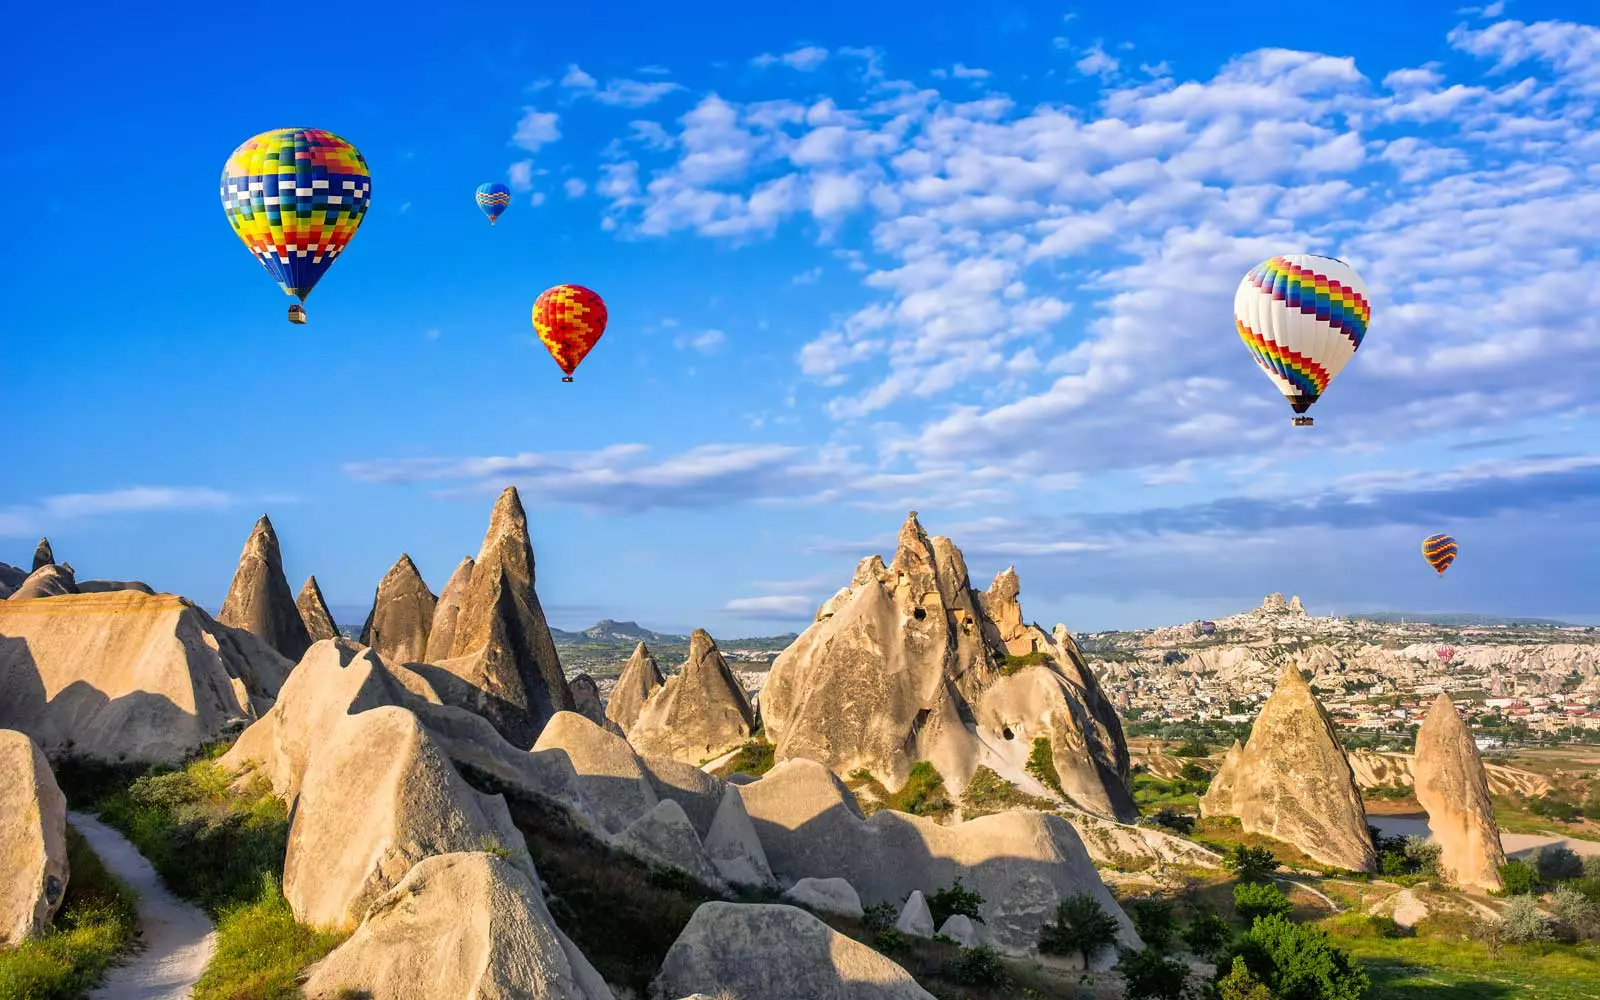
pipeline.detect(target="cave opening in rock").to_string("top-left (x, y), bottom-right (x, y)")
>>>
top-left (913, 607), bottom-right (927, 621)
top-left (1002, 726), bottom-right (1015, 740)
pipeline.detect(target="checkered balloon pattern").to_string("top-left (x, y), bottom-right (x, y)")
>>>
top-left (476, 182), bottom-right (511, 223)
top-left (220, 128), bottom-right (371, 301)
top-left (533, 284), bottom-right (608, 377)
top-left (1233, 254), bottom-right (1370, 414)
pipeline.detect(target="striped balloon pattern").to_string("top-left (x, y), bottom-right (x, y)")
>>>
top-left (533, 284), bottom-right (608, 380)
top-left (220, 128), bottom-right (370, 302)
top-left (476, 182), bottom-right (511, 224)
top-left (1422, 533), bottom-right (1458, 576)
top-left (1234, 254), bottom-right (1370, 417)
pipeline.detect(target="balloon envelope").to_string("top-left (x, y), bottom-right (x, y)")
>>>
top-left (1422, 533), bottom-right (1458, 575)
top-left (533, 284), bottom-right (608, 378)
top-left (476, 182), bottom-right (511, 223)
top-left (220, 128), bottom-right (370, 302)
top-left (1436, 645), bottom-right (1456, 664)
top-left (1234, 254), bottom-right (1370, 417)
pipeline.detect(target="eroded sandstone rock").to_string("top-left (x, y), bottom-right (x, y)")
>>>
top-left (0, 730), bottom-right (68, 944)
top-left (217, 515), bottom-right (312, 662)
top-left (1414, 692), bottom-right (1506, 892)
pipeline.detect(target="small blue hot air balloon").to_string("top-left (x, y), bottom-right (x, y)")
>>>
top-left (476, 182), bottom-right (511, 225)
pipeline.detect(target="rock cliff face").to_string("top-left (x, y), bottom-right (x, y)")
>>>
top-left (424, 557), bottom-right (474, 663)
top-left (8, 564), bottom-right (78, 601)
top-left (762, 512), bottom-right (1132, 818)
top-left (217, 515), bottom-right (312, 662)
top-left (0, 591), bottom-right (291, 763)
top-left (1414, 693), bottom-right (1506, 892)
top-left (629, 630), bottom-right (756, 764)
top-left (1200, 663), bottom-right (1375, 872)
top-left (359, 555), bottom-right (436, 664)
top-left (431, 488), bottom-right (574, 747)
top-left (31, 539), bottom-right (53, 573)
top-left (604, 642), bottom-right (663, 735)
top-left (0, 730), bottom-right (68, 945)
top-left (296, 576), bottom-right (339, 643)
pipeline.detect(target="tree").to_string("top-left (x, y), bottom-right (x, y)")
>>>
top-left (1532, 844), bottom-right (1584, 883)
top-left (1174, 739), bottom-right (1211, 758)
top-left (1472, 917), bottom-right (1503, 962)
top-left (1118, 947), bottom-right (1192, 1000)
top-left (1217, 956), bottom-right (1274, 1000)
top-left (1128, 897), bottom-right (1177, 951)
top-left (1223, 844), bottom-right (1282, 883)
top-left (1182, 903), bottom-right (1232, 958)
top-left (927, 878), bottom-right (986, 928)
top-left (1231, 914), bottom-right (1370, 1000)
top-left (1039, 892), bottom-right (1122, 969)
top-left (1497, 860), bottom-right (1538, 896)
top-left (1499, 895), bottom-right (1554, 943)
top-left (1550, 885), bottom-right (1599, 941)
top-left (1233, 882), bottom-right (1293, 924)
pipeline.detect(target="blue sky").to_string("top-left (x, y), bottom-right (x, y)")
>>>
top-left (4, 1), bottom-right (1599, 634)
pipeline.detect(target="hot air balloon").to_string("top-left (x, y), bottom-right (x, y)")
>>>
top-left (476, 182), bottom-right (511, 224)
top-left (1422, 534), bottom-right (1458, 576)
top-left (1234, 254), bottom-right (1370, 426)
top-left (1199, 621), bottom-right (1216, 637)
top-left (1436, 645), bottom-right (1457, 665)
top-left (220, 128), bottom-right (371, 324)
top-left (533, 284), bottom-right (608, 381)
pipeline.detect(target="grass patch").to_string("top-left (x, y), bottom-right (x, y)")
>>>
top-left (997, 650), bottom-right (1052, 675)
top-left (191, 876), bottom-right (345, 1000)
top-left (1191, 816), bottom-right (1335, 873)
top-left (1131, 772), bottom-right (1204, 812)
top-left (710, 739), bottom-right (776, 780)
top-left (847, 762), bottom-right (956, 821)
top-left (0, 825), bottom-right (139, 1000)
top-left (1025, 737), bottom-right (1064, 797)
top-left (1336, 931), bottom-right (1600, 999)
top-left (961, 766), bottom-right (1057, 819)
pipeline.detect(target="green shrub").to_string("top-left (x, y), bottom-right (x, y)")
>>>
top-left (960, 766), bottom-right (1057, 818)
top-left (1233, 882), bottom-right (1292, 925)
top-left (1584, 855), bottom-right (1600, 879)
top-left (1529, 794), bottom-right (1581, 822)
top-left (1181, 903), bottom-right (1232, 957)
top-left (862, 901), bottom-right (898, 933)
top-left (1174, 739), bottom-right (1211, 758)
top-left (1038, 892), bottom-right (1121, 968)
top-left (191, 875), bottom-right (345, 1000)
top-left (941, 944), bottom-right (1013, 989)
top-left (1179, 761), bottom-right (1209, 784)
top-left (1217, 956), bottom-right (1274, 1000)
top-left (711, 740), bottom-right (775, 779)
top-left (998, 651), bottom-right (1052, 675)
top-left (1150, 808), bottom-right (1195, 835)
top-left (1497, 860), bottom-right (1538, 896)
top-left (1498, 895), bottom-right (1553, 944)
top-left (0, 826), bottom-right (139, 1000)
top-left (1549, 884), bottom-right (1599, 941)
top-left (1117, 946), bottom-right (1191, 1000)
top-left (1532, 843), bottom-right (1585, 883)
top-left (1230, 914), bottom-right (1369, 1000)
top-left (1025, 738), bottom-right (1063, 796)
top-left (928, 879), bottom-right (985, 928)
top-left (1128, 897), bottom-right (1177, 951)
top-left (1222, 844), bottom-right (1281, 884)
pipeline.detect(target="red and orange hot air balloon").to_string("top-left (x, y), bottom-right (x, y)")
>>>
top-left (533, 284), bottom-right (607, 382)
top-left (1422, 533), bottom-right (1458, 577)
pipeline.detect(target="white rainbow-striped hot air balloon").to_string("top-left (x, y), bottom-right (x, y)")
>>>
top-left (1233, 254), bottom-right (1371, 426)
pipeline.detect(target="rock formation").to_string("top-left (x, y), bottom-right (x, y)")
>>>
top-left (8, 564), bottom-right (79, 601)
top-left (1414, 692), bottom-right (1506, 892)
top-left (1348, 748), bottom-right (1551, 800)
top-left (296, 576), bottom-right (339, 642)
top-left (302, 852), bottom-right (613, 1000)
top-left (629, 630), bottom-right (756, 764)
top-left (217, 515), bottom-right (312, 663)
top-left (1200, 664), bottom-right (1376, 872)
top-left (0, 730), bottom-right (68, 944)
top-left (31, 539), bottom-right (53, 572)
top-left (604, 641), bottom-right (663, 734)
top-left (739, 758), bottom-right (1139, 959)
top-left (359, 554), bottom-right (436, 664)
top-left (654, 902), bottom-right (936, 1000)
top-left (431, 487), bottom-right (574, 747)
top-left (763, 512), bottom-right (1132, 818)
top-left (784, 877), bottom-right (864, 918)
top-left (568, 673), bottom-right (607, 727)
top-left (75, 580), bottom-right (156, 595)
top-left (896, 890), bottom-right (935, 938)
top-left (423, 556), bottom-right (474, 662)
top-left (0, 591), bottom-right (291, 762)
top-left (0, 561), bottom-right (26, 591)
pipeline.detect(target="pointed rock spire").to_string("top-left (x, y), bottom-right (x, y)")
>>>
top-left (606, 641), bottom-right (665, 735)
top-left (296, 576), bottom-right (339, 643)
top-left (217, 515), bottom-right (312, 663)
top-left (31, 538), bottom-right (53, 572)
top-left (424, 556), bottom-right (475, 662)
top-left (629, 630), bottom-right (756, 764)
top-left (1199, 663), bottom-right (1376, 872)
top-left (1415, 692), bottom-right (1506, 892)
top-left (437, 487), bottom-right (574, 747)
top-left (569, 673), bottom-right (607, 727)
top-left (359, 554), bottom-right (437, 664)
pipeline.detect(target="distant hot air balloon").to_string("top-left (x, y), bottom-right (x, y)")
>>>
top-left (476, 182), bottom-right (511, 224)
top-left (1199, 621), bottom-right (1217, 637)
top-left (1436, 645), bottom-right (1457, 665)
top-left (533, 284), bottom-right (608, 382)
top-left (220, 128), bottom-right (371, 324)
top-left (1422, 534), bottom-right (1458, 576)
top-left (1234, 254), bottom-right (1370, 426)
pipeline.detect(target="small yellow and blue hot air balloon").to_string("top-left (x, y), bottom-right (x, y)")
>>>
top-left (220, 128), bottom-right (371, 324)
top-left (1422, 534), bottom-right (1458, 577)
top-left (476, 182), bottom-right (511, 224)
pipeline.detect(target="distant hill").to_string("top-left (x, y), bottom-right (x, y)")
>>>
top-left (556, 619), bottom-right (686, 643)
top-left (1344, 612), bottom-right (1578, 628)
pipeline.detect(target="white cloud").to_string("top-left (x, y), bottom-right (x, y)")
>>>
top-left (511, 109), bottom-right (560, 153)
top-left (792, 266), bottom-right (823, 284)
top-left (563, 63), bottom-right (684, 106)
top-left (530, 191), bottom-right (547, 207)
top-left (507, 160), bottom-right (534, 191)
top-left (565, 177), bottom-right (588, 198)
top-left (562, 64), bottom-right (598, 89)
top-left (723, 594), bottom-right (814, 616)
top-left (952, 63), bottom-right (990, 79)
top-left (676, 329), bottom-right (726, 353)
top-left (0, 487), bottom-right (236, 537)
top-left (754, 46), bottom-right (829, 71)
top-left (1076, 43), bottom-right (1119, 78)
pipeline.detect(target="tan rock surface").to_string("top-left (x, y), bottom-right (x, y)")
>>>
top-left (604, 641), bottom-right (663, 734)
top-left (654, 902), bottom-right (937, 1000)
top-left (628, 630), bottom-right (755, 764)
top-left (423, 557), bottom-right (474, 663)
top-left (1199, 664), bottom-right (1376, 872)
top-left (217, 515), bottom-right (312, 662)
top-left (9, 563), bottom-right (79, 601)
top-left (1414, 693), bottom-right (1506, 892)
top-left (0, 591), bottom-right (291, 763)
top-left (531, 712), bottom-right (658, 836)
top-left (1348, 748), bottom-right (1551, 800)
top-left (360, 554), bottom-right (437, 665)
top-left (32, 539), bottom-right (54, 572)
top-left (296, 576), bottom-right (339, 643)
top-left (568, 673), bottom-right (607, 727)
top-left (436, 487), bottom-right (574, 747)
top-left (0, 730), bottom-right (68, 944)
top-left (303, 851), bottom-right (612, 1000)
